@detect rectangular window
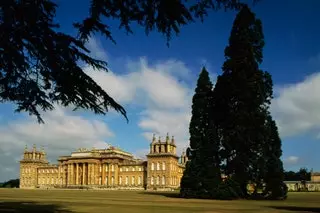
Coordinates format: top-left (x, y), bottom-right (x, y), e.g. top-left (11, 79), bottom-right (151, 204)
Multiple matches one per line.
top-left (111, 176), bottom-right (114, 185)
top-left (119, 176), bottom-right (122, 185)
top-left (111, 165), bottom-right (114, 172)
top-left (132, 176), bottom-right (135, 185)
top-left (138, 176), bottom-right (141, 185)
top-left (132, 167), bottom-right (135, 172)
top-left (120, 167), bottom-right (123, 172)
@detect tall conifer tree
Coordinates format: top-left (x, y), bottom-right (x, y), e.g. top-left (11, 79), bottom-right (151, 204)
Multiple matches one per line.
top-left (263, 115), bottom-right (287, 199)
top-left (213, 4), bottom-right (272, 197)
top-left (180, 67), bottom-right (222, 198)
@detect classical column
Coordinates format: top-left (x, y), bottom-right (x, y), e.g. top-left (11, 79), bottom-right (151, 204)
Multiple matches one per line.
top-left (108, 163), bottom-right (111, 186)
top-left (82, 163), bottom-right (86, 185)
top-left (67, 164), bottom-right (70, 185)
top-left (70, 163), bottom-right (72, 185)
top-left (88, 164), bottom-right (90, 185)
top-left (76, 163), bottom-right (79, 185)
top-left (101, 163), bottom-right (105, 185)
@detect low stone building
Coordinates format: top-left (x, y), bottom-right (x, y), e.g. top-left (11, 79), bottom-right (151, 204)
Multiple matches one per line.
top-left (285, 173), bottom-right (320, 192)
top-left (20, 133), bottom-right (187, 190)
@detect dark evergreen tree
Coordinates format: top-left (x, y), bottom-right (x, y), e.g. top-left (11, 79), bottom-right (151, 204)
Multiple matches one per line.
top-left (263, 115), bottom-right (287, 200)
top-left (0, 0), bottom-right (255, 123)
top-left (213, 4), bottom-right (272, 198)
top-left (180, 67), bottom-right (222, 198)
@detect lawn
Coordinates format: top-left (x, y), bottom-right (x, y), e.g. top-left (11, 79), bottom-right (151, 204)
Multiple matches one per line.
top-left (0, 189), bottom-right (319, 213)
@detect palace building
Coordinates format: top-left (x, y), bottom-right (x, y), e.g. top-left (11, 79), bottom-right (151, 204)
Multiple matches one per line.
top-left (19, 133), bottom-right (188, 190)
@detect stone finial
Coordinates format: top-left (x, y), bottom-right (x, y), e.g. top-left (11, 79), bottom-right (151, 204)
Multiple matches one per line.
top-left (171, 135), bottom-right (175, 144)
top-left (166, 133), bottom-right (170, 143)
top-left (24, 145), bottom-right (28, 151)
top-left (32, 144), bottom-right (36, 151)
top-left (152, 133), bottom-right (156, 143)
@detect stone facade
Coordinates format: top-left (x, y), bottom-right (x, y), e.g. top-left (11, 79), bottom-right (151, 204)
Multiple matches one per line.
top-left (19, 133), bottom-right (187, 190)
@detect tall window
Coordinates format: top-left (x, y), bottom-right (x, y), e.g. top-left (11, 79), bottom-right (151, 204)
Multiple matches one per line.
top-left (162, 176), bottom-right (165, 185)
top-left (157, 162), bottom-right (160, 170)
top-left (125, 176), bottom-right (129, 185)
top-left (151, 176), bottom-right (154, 185)
top-left (151, 163), bottom-right (154, 171)
top-left (126, 167), bottom-right (129, 172)
top-left (138, 176), bottom-right (141, 185)
top-left (120, 167), bottom-right (123, 172)
top-left (162, 162), bottom-right (166, 170)
top-left (119, 176), bottom-right (122, 185)
top-left (111, 165), bottom-right (114, 172)
top-left (105, 165), bottom-right (108, 172)
top-left (99, 177), bottom-right (102, 185)
top-left (111, 176), bottom-right (114, 185)
top-left (99, 165), bottom-right (102, 172)
top-left (132, 176), bottom-right (135, 185)
top-left (156, 176), bottom-right (160, 185)
top-left (132, 166), bottom-right (135, 172)
top-left (105, 176), bottom-right (108, 185)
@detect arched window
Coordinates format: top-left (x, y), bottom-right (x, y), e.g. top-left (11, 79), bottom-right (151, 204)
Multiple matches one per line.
top-left (162, 176), bottom-right (165, 185)
top-left (157, 162), bottom-right (160, 170)
top-left (156, 176), bottom-right (160, 185)
top-left (151, 176), bottom-right (154, 185)
top-left (162, 162), bottom-right (166, 170)
top-left (151, 163), bottom-right (154, 171)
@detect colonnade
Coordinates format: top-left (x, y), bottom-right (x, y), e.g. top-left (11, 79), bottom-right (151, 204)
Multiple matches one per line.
top-left (59, 162), bottom-right (117, 186)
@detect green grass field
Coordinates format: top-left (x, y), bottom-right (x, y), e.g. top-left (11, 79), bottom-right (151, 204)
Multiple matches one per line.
top-left (0, 189), bottom-right (319, 213)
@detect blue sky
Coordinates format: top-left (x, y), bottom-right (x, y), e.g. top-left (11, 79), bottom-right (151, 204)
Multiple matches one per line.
top-left (1, 0), bottom-right (320, 181)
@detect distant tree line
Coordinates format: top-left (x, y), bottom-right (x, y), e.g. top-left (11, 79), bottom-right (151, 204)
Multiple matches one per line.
top-left (0, 179), bottom-right (19, 188)
top-left (284, 168), bottom-right (311, 182)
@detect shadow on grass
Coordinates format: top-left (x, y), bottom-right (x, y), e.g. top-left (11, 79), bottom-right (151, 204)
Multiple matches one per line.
top-left (139, 191), bottom-right (181, 198)
top-left (0, 201), bottom-right (73, 213)
top-left (268, 206), bottom-right (320, 213)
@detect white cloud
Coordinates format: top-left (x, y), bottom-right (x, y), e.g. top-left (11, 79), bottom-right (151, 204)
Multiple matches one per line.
top-left (86, 37), bottom-right (109, 61)
top-left (283, 156), bottom-right (299, 165)
top-left (271, 72), bottom-right (320, 138)
top-left (0, 106), bottom-right (113, 182)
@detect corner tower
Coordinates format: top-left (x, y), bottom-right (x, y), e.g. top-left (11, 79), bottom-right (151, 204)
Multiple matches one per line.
top-left (146, 133), bottom-right (179, 190)
top-left (20, 144), bottom-right (48, 188)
